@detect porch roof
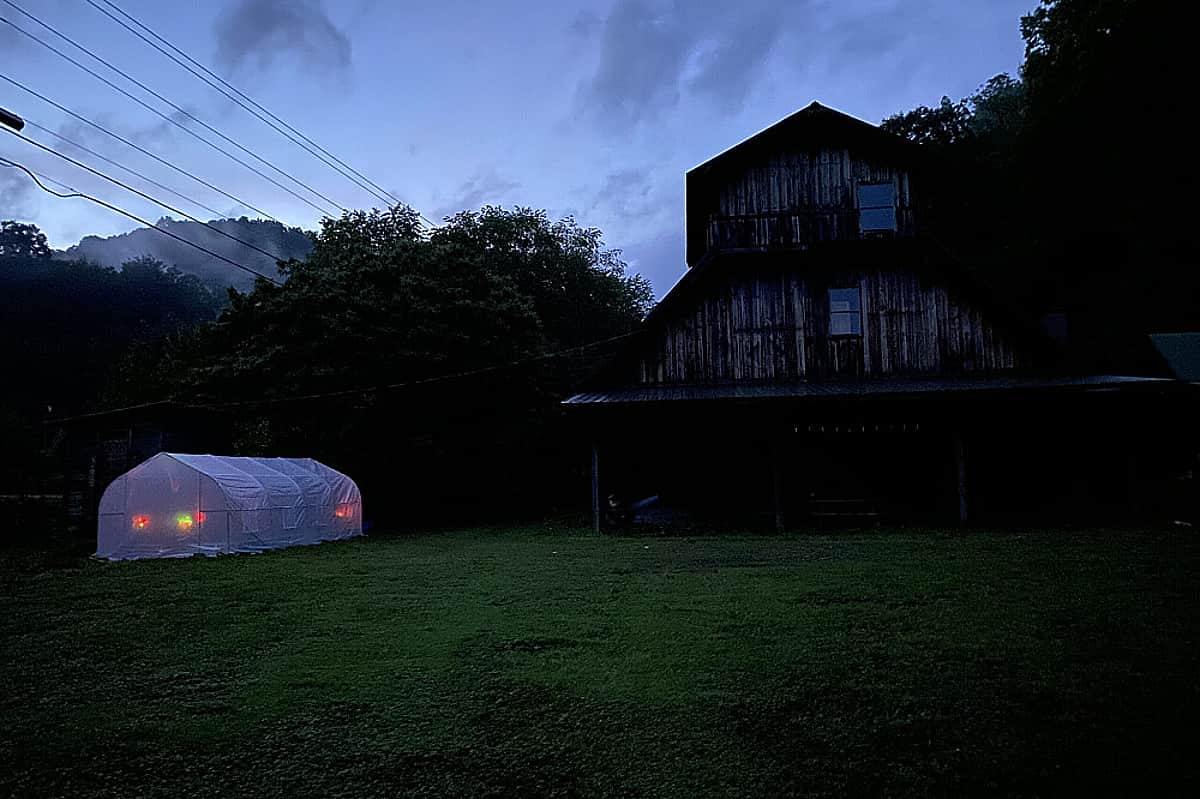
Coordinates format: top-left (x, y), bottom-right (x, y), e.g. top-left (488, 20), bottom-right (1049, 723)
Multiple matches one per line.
top-left (563, 374), bottom-right (1174, 406)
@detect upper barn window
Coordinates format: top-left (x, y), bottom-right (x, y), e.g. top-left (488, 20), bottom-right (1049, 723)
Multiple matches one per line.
top-left (857, 182), bottom-right (897, 233)
top-left (829, 287), bottom-right (862, 335)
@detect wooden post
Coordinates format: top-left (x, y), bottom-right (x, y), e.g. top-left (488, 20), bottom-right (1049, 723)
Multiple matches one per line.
top-left (953, 430), bottom-right (968, 524)
top-left (771, 443), bottom-right (784, 532)
top-left (591, 442), bottom-right (600, 534)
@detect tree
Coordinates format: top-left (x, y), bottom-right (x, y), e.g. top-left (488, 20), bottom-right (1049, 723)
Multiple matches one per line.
top-left (0, 250), bottom-right (221, 492)
top-left (431, 206), bottom-right (653, 348)
top-left (0, 220), bottom-right (51, 259)
top-left (110, 205), bottom-right (653, 524)
top-left (881, 0), bottom-right (1198, 372)
top-left (880, 97), bottom-right (973, 149)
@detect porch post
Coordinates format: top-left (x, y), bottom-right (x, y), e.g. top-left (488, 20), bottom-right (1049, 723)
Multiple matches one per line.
top-left (953, 430), bottom-right (968, 524)
top-left (591, 442), bottom-right (601, 534)
top-left (770, 441), bottom-right (784, 532)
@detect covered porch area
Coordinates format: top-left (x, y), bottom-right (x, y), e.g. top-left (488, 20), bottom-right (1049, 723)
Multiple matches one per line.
top-left (566, 375), bottom-right (1195, 531)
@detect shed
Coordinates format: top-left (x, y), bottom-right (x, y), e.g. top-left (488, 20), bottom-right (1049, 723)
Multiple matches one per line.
top-left (96, 453), bottom-right (362, 560)
top-left (46, 401), bottom-right (233, 533)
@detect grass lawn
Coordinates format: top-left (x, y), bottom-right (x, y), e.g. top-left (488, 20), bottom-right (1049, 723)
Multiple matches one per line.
top-left (1, 527), bottom-right (1197, 797)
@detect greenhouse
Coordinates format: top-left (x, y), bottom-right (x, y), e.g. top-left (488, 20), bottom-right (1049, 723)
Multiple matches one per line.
top-left (96, 453), bottom-right (362, 560)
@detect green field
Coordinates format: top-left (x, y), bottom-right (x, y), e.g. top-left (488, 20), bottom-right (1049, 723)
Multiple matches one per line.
top-left (2, 528), bottom-right (1197, 797)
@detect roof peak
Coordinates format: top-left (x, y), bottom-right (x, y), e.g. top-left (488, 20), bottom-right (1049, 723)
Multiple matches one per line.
top-left (686, 101), bottom-right (894, 176)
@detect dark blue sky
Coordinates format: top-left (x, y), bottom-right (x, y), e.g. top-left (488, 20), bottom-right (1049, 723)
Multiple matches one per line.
top-left (1, 0), bottom-right (1033, 296)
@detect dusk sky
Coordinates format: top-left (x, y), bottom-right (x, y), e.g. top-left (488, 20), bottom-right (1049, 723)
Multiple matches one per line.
top-left (2, 0), bottom-right (1033, 297)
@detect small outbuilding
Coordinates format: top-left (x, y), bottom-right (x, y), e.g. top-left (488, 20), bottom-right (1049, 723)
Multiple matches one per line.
top-left (96, 453), bottom-right (362, 560)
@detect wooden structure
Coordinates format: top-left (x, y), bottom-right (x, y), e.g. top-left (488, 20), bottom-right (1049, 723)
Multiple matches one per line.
top-left (46, 401), bottom-right (232, 533)
top-left (568, 102), bottom-right (1193, 529)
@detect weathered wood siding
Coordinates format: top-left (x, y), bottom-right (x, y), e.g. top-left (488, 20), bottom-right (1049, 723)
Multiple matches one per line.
top-left (702, 147), bottom-right (915, 253)
top-left (636, 268), bottom-right (1019, 384)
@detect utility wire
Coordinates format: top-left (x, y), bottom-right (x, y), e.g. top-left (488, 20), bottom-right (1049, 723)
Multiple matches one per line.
top-left (0, 13), bottom-right (341, 218)
top-left (206, 331), bottom-right (640, 408)
top-left (81, 0), bottom-right (394, 208)
top-left (24, 119), bottom-right (225, 219)
top-left (84, 0), bottom-right (435, 226)
top-left (0, 156), bottom-right (282, 285)
top-left (3, 0), bottom-right (348, 215)
top-left (0, 73), bottom-right (278, 221)
top-left (5, 127), bottom-right (295, 266)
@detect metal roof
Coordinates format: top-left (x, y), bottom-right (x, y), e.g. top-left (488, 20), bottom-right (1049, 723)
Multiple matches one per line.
top-left (563, 374), bottom-right (1173, 406)
top-left (1149, 333), bottom-right (1200, 382)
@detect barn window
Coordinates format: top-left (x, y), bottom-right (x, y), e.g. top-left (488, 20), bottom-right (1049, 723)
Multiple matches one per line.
top-left (829, 287), bottom-right (862, 335)
top-left (857, 182), bottom-right (896, 233)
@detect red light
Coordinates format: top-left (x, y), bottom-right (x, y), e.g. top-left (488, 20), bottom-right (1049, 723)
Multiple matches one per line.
top-left (196, 511), bottom-right (206, 524)
top-left (334, 507), bottom-right (346, 518)
top-left (132, 515), bottom-right (149, 530)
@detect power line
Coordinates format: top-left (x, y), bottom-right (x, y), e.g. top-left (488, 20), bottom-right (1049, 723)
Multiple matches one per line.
top-left (6, 127), bottom-right (295, 266)
top-left (2, 0), bottom-right (349, 216)
top-left (24, 118), bottom-right (225, 219)
top-left (83, 0), bottom-right (436, 226)
top-left (0, 156), bottom-right (282, 286)
top-left (0, 13), bottom-right (341, 218)
top-left (205, 331), bottom-right (640, 408)
top-left (0, 73), bottom-right (278, 221)
top-left (81, 0), bottom-right (395, 209)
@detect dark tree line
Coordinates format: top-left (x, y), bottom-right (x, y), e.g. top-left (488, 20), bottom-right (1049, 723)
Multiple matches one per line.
top-left (3, 207), bottom-right (651, 524)
top-left (882, 0), bottom-right (1195, 372)
top-left (0, 233), bottom-right (221, 492)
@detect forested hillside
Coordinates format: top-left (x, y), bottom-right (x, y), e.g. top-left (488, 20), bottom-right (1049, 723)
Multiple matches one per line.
top-left (63, 217), bottom-right (312, 292)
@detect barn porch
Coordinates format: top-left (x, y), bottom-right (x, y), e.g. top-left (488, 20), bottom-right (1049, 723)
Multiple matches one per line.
top-left (566, 375), bottom-right (1196, 530)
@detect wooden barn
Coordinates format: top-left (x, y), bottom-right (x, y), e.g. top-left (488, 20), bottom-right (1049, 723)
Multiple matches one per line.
top-left (566, 102), bottom-right (1195, 529)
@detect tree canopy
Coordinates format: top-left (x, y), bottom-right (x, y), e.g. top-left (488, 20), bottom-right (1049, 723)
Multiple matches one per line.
top-left (97, 206), bottom-right (652, 523)
top-left (0, 234), bottom-right (222, 491)
top-left (0, 220), bottom-right (50, 259)
top-left (123, 206), bottom-right (651, 406)
top-left (881, 0), bottom-right (1196, 370)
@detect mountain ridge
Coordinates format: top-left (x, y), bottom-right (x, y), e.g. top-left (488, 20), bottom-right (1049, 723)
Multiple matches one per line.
top-left (61, 217), bottom-right (313, 292)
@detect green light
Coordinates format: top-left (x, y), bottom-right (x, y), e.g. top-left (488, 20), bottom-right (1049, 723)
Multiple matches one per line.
top-left (175, 513), bottom-right (194, 531)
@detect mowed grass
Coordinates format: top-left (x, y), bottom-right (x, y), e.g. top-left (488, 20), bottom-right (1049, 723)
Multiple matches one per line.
top-left (1, 528), bottom-right (1197, 798)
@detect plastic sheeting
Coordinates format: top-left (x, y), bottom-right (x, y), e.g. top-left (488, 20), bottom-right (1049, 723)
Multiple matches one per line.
top-left (96, 453), bottom-right (362, 561)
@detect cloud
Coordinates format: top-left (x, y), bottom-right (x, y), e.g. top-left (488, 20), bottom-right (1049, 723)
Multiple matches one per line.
top-left (213, 0), bottom-right (352, 76)
top-left (620, 229), bottom-right (685, 298)
top-left (684, 16), bottom-right (785, 114)
top-left (592, 166), bottom-right (660, 223)
top-left (568, 9), bottom-right (603, 38)
top-left (575, 0), bottom-right (803, 130)
top-left (0, 161), bottom-right (36, 218)
top-left (127, 107), bottom-right (199, 150)
top-left (434, 169), bottom-right (520, 219)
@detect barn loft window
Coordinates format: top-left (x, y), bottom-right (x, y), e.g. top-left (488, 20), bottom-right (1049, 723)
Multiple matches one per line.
top-left (857, 182), bottom-right (897, 233)
top-left (829, 287), bottom-right (862, 335)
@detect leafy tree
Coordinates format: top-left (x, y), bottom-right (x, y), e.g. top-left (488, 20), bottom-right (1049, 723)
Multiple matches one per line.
top-left (882, 0), bottom-right (1197, 372)
top-left (880, 97), bottom-right (972, 149)
top-left (0, 220), bottom-right (50, 258)
top-left (433, 206), bottom-right (652, 349)
top-left (0, 247), bottom-right (221, 492)
top-left (110, 205), bottom-right (651, 524)
top-left (968, 74), bottom-right (1025, 142)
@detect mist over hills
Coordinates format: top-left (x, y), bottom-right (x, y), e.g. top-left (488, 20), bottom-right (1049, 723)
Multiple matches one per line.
top-left (62, 217), bottom-right (313, 292)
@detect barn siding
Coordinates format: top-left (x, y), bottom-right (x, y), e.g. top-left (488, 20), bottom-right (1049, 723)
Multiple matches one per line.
top-left (636, 268), bottom-right (1019, 384)
top-left (705, 147), bottom-right (916, 253)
